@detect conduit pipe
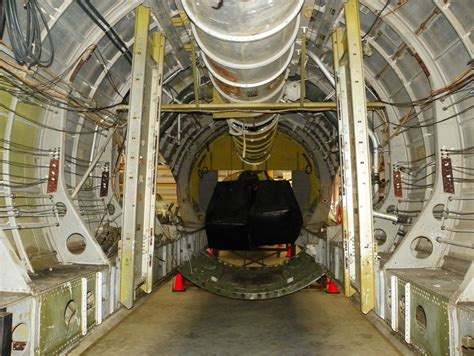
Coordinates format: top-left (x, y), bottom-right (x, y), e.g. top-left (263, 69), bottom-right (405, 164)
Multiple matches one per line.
top-left (307, 50), bottom-right (336, 88)
top-left (367, 128), bottom-right (381, 201)
top-left (436, 237), bottom-right (474, 249)
top-left (373, 211), bottom-right (399, 223)
top-left (182, 0), bottom-right (304, 164)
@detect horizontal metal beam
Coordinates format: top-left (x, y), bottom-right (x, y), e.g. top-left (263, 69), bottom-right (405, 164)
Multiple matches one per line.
top-left (116, 102), bottom-right (384, 115)
top-left (159, 101), bottom-right (384, 113)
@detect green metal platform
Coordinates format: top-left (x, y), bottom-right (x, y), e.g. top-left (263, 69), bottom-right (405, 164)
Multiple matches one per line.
top-left (179, 251), bottom-right (325, 300)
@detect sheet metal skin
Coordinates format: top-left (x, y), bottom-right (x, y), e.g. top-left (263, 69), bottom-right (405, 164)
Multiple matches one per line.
top-left (179, 252), bottom-right (325, 300)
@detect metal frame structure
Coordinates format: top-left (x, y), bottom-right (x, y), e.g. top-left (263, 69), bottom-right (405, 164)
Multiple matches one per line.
top-left (332, 0), bottom-right (375, 314)
top-left (0, 0), bottom-right (471, 354)
top-left (158, 101), bottom-right (384, 113)
top-left (119, 6), bottom-right (166, 308)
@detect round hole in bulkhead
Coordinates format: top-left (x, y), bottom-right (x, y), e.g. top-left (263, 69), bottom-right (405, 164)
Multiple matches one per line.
top-left (87, 291), bottom-right (95, 312)
top-left (461, 335), bottom-right (474, 350)
top-left (410, 236), bottom-right (433, 259)
top-left (64, 300), bottom-right (79, 326)
top-left (415, 305), bottom-right (427, 332)
top-left (432, 204), bottom-right (445, 220)
top-left (66, 234), bottom-right (86, 255)
top-left (11, 323), bottom-right (29, 351)
top-left (106, 203), bottom-right (116, 215)
top-left (374, 229), bottom-right (387, 245)
top-left (399, 295), bottom-right (406, 317)
top-left (55, 202), bottom-right (67, 217)
top-left (386, 205), bottom-right (396, 213)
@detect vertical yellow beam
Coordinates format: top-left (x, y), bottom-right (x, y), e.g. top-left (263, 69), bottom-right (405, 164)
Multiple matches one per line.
top-left (344, 0), bottom-right (375, 314)
top-left (120, 5), bottom-right (151, 309)
top-left (120, 6), bottom-right (166, 308)
top-left (333, 0), bottom-right (375, 313)
top-left (142, 31), bottom-right (166, 293)
top-left (300, 33), bottom-right (307, 107)
top-left (191, 41), bottom-right (200, 107)
top-left (332, 28), bottom-right (356, 299)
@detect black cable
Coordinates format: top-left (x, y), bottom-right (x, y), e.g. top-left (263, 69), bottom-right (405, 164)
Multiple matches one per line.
top-left (76, 0), bottom-right (132, 64)
top-left (395, 154), bottom-right (436, 165)
top-left (0, 73), bottom-right (124, 116)
top-left (454, 178), bottom-right (474, 183)
top-left (4, 0), bottom-right (54, 67)
top-left (362, 0), bottom-right (391, 40)
top-left (452, 165), bottom-right (474, 170)
top-left (84, 0), bottom-right (132, 63)
top-left (93, 48), bottom-right (124, 99)
top-left (0, 138), bottom-right (53, 153)
top-left (443, 145), bottom-right (474, 153)
top-left (0, 102), bottom-right (116, 134)
top-left (390, 105), bottom-right (473, 129)
top-left (0, 0), bottom-right (5, 39)
top-left (0, 179), bottom-right (48, 188)
top-left (380, 77), bottom-right (472, 108)
top-left (452, 168), bottom-right (474, 176)
top-left (0, 159), bottom-right (49, 168)
top-left (401, 171), bottom-right (436, 183)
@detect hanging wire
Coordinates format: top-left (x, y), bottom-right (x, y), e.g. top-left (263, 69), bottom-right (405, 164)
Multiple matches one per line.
top-left (362, 0), bottom-right (391, 41)
top-left (4, 0), bottom-right (55, 67)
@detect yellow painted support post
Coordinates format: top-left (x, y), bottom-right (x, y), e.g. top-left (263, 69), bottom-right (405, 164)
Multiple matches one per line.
top-left (119, 5), bottom-right (165, 308)
top-left (191, 41), bottom-right (200, 108)
top-left (345, 0), bottom-right (375, 315)
top-left (142, 31), bottom-right (166, 294)
top-left (300, 33), bottom-right (307, 107)
top-left (120, 5), bottom-right (150, 309)
top-left (332, 0), bottom-right (375, 313)
top-left (333, 28), bottom-right (356, 299)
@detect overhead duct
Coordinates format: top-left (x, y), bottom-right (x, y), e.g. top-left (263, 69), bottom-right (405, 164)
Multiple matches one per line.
top-left (182, 0), bottom-right (304, 164)
top-left (227, 116), bottom-right (279, 165)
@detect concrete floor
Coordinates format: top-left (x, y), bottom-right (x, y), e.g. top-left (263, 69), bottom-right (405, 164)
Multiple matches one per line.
top-left (80, 281), bottom-right (403, 356)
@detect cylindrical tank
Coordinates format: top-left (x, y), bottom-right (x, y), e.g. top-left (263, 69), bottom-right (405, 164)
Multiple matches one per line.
top-left (182, 0), bottom-right (303, 102)
top-left (182, 0), bottom-right (303, 164)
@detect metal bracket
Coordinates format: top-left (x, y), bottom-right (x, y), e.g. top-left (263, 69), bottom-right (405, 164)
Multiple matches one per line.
top-left (393, 169), bottom-right (403, 197)
top-left (46, 158), bottom-right (59, 193)
top-left (441, 156), bottom-right (455, 194)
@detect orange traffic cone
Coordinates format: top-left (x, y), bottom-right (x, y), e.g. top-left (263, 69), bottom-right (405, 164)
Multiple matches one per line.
top-left (209, 248), bottom-right (219, 257)
top-left (286, 244), bottom-right (293, 258)
top-left (326, 279), bottom-right (340, 294)
top-left (172, 272), bottom-right (186, 292)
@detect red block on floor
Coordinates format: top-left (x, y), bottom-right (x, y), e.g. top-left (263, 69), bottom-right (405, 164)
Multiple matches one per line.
top-left (172, 272), bottom-right (186, 292)
top-left (286, 244), bottom-right (293, 258)
top-left (326, 280), bottom-right (340, 294)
